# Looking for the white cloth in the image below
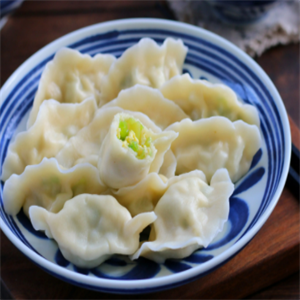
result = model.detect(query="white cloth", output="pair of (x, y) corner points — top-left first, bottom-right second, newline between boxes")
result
(167, 0), (300, 57)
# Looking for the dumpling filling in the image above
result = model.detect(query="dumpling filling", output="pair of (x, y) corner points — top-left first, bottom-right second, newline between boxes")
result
(98, 112), (177, 189)
(117, 117), (153, 159)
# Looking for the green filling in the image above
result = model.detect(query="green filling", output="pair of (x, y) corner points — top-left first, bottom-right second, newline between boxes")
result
(119, 120), (129, 141)
(145, 136), (152, 147)
(42, 176), (61, 196)
(137, 148), (146, 160)
(128, 141), (139, 152)
(118, 118), (153, 159)
(72, 178), (87, 196)
(216, 97), (231, 116)
(126, 118), (144, 140)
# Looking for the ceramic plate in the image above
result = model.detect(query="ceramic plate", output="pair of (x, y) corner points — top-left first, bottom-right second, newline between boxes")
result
(0, 18), (291, 294)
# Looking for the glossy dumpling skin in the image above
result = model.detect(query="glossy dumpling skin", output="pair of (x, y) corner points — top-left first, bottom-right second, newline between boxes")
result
(158, 149), (177, 179)
(112, 169), (203, 218)
(101, 85), (188, 130)
(29, 194), (157, 268)
(160, 74), (260, 126)
(1, 98), (97, 181)
(112, 173), (169, 217)
(166, 117), (261, 183)
(98, 112), (178, 189)
(56, 106), (162, 169)
(27, 48), (116, 128)
(3, 158), (107, 217)
(101, 38), (188, 103)
(131, 169), (234, 263)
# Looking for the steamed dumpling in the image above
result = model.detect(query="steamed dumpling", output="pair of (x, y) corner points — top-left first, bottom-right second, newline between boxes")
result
(27, 47), (116, 128)
(112, 170), (205, 217)
(160, 74), (260, 126)
(1, 37), (262, 267)
(101, 85), (188, 129)
(3, 158), (107, 216)
(158, 149), (177, 179)
(101, 38), (188, 102)
(98, 112), (178, 189)
(166, 117), (261, 183)
(56, 106), (162, 169)
(1, 98), (97, 181)
(29, 194), (157, 268)
(112, 173), (169, 217)
(131, 169), (234, 263)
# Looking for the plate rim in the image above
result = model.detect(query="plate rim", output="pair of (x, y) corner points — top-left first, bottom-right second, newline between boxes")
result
(0, 17), (292, 293)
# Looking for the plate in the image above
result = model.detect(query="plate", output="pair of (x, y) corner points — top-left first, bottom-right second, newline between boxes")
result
(0, 18), (291, 294)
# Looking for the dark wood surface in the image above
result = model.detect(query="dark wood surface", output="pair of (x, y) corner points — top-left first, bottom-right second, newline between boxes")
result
(1, 1), (299, 299)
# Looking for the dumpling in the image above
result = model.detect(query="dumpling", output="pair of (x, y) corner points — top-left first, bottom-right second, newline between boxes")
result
(29, 194), (157, 268)
(166, 117), (261, 183)
(27, 48), (116, 128)
(160, 74), (260, 126)
(98, 112), (178, 189)
(112, 173), (169, 217)
(158, 149), (177, 179)
(111, 170), (204, 217)
(3, 158), (107, 217)
(131, 169), (234, 263)
(56, 106), (162, 169)
(1, 97), (97, 181)
(101, 38), (188, 103)
(101, 85), (188, 129)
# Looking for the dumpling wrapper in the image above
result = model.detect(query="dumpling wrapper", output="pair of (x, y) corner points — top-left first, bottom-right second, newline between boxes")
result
(29, 194), (157, 268)
(160, 74), (260, 126)
(111, 173), (169, 217)
(112, 170), (206, 217)
(167, 117), (261, 183)
(1, 98), (97, 181)
(98, 112), (178, 189)
(131, 169), (234, 263)
(27, 47), (116, 128)
(158, 149), (177, 179)
(101, 37), (188, 103)
(101, 85), (188, 130)
(3, 158), (107, 216)
(56, 107), (162, 169)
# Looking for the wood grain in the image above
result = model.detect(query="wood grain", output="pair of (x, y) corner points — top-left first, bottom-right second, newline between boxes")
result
(290, 117), (300, 148)
(15, 0), (166, 15)
(247, 272), (300, 299)
(256, 44), (300, 127)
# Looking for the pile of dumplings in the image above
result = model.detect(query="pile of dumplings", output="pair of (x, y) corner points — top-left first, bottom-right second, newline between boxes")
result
(1, 38), (261, 268)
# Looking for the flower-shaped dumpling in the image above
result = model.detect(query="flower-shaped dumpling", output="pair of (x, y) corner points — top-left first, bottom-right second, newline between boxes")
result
(1, 98), (97, 181)
(29, 194), (157, 268)
(98, 112), (178, 189)
(27, 48), (116, 128)
(131, 169), (234, 263)
(3, 158), (107, 216)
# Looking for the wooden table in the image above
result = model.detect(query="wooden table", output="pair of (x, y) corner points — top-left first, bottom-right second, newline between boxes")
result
(1, 1), (299, 299)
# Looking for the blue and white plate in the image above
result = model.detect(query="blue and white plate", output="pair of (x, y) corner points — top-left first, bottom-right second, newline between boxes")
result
(0, 0), (24, 30)
(0, 19), (291, 294)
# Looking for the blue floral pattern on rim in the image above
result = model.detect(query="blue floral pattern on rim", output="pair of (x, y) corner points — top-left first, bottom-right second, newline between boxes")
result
(0, 21), (288, 293)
